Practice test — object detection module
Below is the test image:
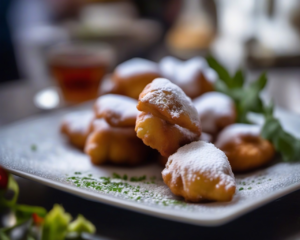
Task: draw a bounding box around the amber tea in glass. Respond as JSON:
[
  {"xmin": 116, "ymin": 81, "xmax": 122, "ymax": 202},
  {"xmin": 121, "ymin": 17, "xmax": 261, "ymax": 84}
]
[{"xmin": 49, "ymin": 44, "xmax": 111, "ymax": 103}]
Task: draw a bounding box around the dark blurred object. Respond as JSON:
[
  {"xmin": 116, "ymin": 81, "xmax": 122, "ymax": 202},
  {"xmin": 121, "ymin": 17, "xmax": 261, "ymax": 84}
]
[
  {"xmin": 246, "ymin": 0, "xmax": 300, "ymax": 69},
  {"xmin": 133, "ymin": 0, "xmax": 181, "ymax": 30},
  {"xmin": 246, "ymin": 38, "xmax": 300, "ymax": 69},
  {"xmin": 48, "ymin": 43, "xmax": 114, "ymax": 103},
  {"xmin": 0, "ymin": 0, "xmax": 20, "ymax": 82},
  {"xmin": 66, "ymin": 2, "xmax": 162, "ymax": 63}
]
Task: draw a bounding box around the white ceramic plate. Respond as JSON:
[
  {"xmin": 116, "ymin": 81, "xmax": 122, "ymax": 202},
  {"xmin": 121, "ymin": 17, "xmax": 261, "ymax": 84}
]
[{"xmin": 0, "ymin": 105, "xmax": 300, "ymax": 226}]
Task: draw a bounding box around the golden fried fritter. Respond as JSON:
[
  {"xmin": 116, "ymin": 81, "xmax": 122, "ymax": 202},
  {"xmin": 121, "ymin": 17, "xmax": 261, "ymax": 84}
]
[
  {"xmin": 162, "ymin": 141, "xmax": 236, "ymax": 202},
  {"xmin": 159, "ymin": 56, "xmax": 217, "ymax": 99},
  {"xmin": 60, "ymin": 111, "xmax": 94, "ymax": 149},
  {"xmin": 135, "ymin": 112, "xmax": 199, "ymax": 157},
  {"xmin": 215, "ymin": 124, "xmax": 275, "ymax": 172},
  {"xmin": 193, "ymin": 92, "xmax": 236, "ymax": 135},
  {"xmin": 85, "ymin": 119, "xmax": 151, "ymax": 165},
  {"xmin": 112, "ymin": 58, "xmax": 161, "ymax": 99},
  {"xmin": 137, "ymin": 78, "xmax": 201, "ymax": 134},
  {"xmin": 94, "ymin": 94, "xmax": 138, "ymax": 127}
]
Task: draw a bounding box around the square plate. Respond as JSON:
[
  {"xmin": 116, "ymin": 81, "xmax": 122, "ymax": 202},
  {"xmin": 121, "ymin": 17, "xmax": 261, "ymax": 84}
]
[{"xmin": 1, "ymin": 105, "xmax": 300, "ymax": 226}]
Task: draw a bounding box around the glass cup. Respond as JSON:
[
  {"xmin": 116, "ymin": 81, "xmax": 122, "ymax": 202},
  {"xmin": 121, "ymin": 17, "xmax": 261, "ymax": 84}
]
[{"xmin": 48, "ymin": 43, "xmax": 114, "ymax": 103}]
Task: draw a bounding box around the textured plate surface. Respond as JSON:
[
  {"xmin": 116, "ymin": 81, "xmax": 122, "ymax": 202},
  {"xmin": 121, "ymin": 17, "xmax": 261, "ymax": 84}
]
[{"xmin": 0, "ymin": 106, "xmax": 300, "ymax": 226}]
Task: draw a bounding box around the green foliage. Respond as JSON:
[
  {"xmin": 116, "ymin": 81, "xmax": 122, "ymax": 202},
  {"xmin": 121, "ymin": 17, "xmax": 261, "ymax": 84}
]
[
  {"xmin": 0, "ymin": 173, "xmax": 96, "ymax": 240},
  {"xmin": 207, "ymin": 56, "xmax": 267, "ymax": 123},
  {"xmin": 41, "ymin": 204, "xmax": 72, "ymax": 240},
  {"xmin": 14, "ymin": 204, "xmax": 47, "ymax": 224},
  {"xmin": 68, "ymin": 214, "xmax": 96, "ymax": 234},
  {"xmin": 207, "ymin": 56, "xmax": 300, "ymax": 162},
  {"xmin": 261, "ymin": 105, "xmax": 300, "ymax": 162}
]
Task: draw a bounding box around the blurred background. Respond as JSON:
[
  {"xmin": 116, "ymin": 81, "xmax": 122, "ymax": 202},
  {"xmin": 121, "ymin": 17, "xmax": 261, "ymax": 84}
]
[
  {"xmin": 1, "ymin": 0, "xmax": 300, "ymax": 127},
  {"xmin": 1, "ymin": 1, "xmax": 300, "ymax": 239}
]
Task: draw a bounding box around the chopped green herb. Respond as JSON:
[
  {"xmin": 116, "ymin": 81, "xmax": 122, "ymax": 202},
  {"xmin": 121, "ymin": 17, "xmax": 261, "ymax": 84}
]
[
  {"xmin": 74, "ymin": 172, "xmax": 81, "ymax": 175},
  {"xmin": 67, "ymin": 172, "xmax": 186, "ymax": 207},
  {"xmin": 100, "ymin": 177, "xmax": 110, "ymax": 181},
  {"xmin": 150, "ymin": 176, "xmax": 156, "ymax": 181},
  {"xmin": 31, "ymin": 144, "xmax": 37, "ymax": 151},
  {"xmin": 112, "ymin": 173, "xmax": 121, "ymax": 179},
  {"xmin": 248, "ymin": 187, "xmax": 252, "ymax": 190},
  {"xmin": 239, "ymin": 187, "xmax": 244, "ymax": 191},
  {"xmin": 130, "ymin": 175, "xmax": 146, "ymax": 182}
]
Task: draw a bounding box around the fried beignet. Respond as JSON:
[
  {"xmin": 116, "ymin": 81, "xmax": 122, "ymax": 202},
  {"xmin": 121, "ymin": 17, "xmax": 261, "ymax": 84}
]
[
  {"xmin": 94, "ymin": 94, "xmax": 138, "ymax": 127},
  {"xmin": 215, "ymin": 124, "xmax": 275, "ymax": 172},
  {"xmin": 159, "ymin": 56, "xmax": 217, "ymax": 99},
  {"xmin": 137, "ymin": 78, "xmax": 201, "ymax": 134},
  {"xmin": 157, "ymin": 132, "xmax": 212, "ymax": 166},
  {"xmin": 112, "ymin": 58, "xmax": 161, "ymax": 99},
  {"xmin": 193, "ymin": 92, "xmax": 236, "ymax": 135},
  {"xmin": 162, "ymin": 141, "xmax": 236, "ymax": 202},
  {"xmin": 136, "ymin": 112, "xmax": 199, "ymax": 157},
  {"xmin": 85, "ymin": 119, "xmax": 150, "ymax": 165},
  {"xmin": 60, "ymin": 111, "xmax": 94, "ymax": 149}
]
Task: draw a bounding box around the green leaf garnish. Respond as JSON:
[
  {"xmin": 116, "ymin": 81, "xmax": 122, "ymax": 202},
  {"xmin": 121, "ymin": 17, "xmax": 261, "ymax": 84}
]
[
  {"xmin": 206, "ymin": 56, "xmax": 232, "ymax": 87},
  {"xmin": 261, "ymin": 109, "xmax": 300, "ymax": 162},
  {"xmin": 208, "ymin": 56, "xmax": 300, "ymax": 162},
  {"xmin": 68, "ymin": 214, "xmax": 96, "ymax": 234},
  {"xmin": 112, "ymin": 173, "xmax": 121, "ymax": 179},
  {"xmin": 41, "ymin": 204, "xmax": 72, "ymax": 240},
  {"xmin": 232, "ymin": 69, "xmax": 244, "ymax": 88},
  {"xmin": 207, "ymin": 56, "xmax": 267, "ymax": 123},
  {"xmin": 31, "ymin": 144, "xmax": 37, "ymax": 151}
]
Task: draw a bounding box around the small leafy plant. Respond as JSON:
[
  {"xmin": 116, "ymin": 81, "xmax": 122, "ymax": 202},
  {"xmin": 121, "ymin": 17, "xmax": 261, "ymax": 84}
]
[
  {"xmin": 207, "ymin": 56, "xmax": 300, "ymax": 162},
  {"xmin": 0, "ymin": 167, "xmax": 96, "ymax": 240}
]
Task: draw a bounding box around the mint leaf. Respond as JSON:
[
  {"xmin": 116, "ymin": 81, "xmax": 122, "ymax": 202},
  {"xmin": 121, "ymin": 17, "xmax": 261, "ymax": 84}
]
[
  {"xmin": 264, "ymin": 101, "xmax": 274, "ymax": 118},
  {"xmin": 274, "ymin": 132, "xmax": 297, "ymax": 161},
  {"xmin": 249, "ymin": 73, "xmax": 267, "ymax": 91},
  {"xmin": 207, "ymin": 56, "xmax": 300, "ymax": 162},
  {"xmin": 207, "ymin": 56, "xmax": 266, "ymax": 123},
  {"xmin": 261, "ymin": 118, "xmax": 281, "ymax": 140},
  {"xmin": 232, "ymin": 69, "xmax": 244, "ymax": 88},
  {"xmin": 261, "ymin": 110, "xmax": 300, "ymax": 162},
  {"xmin": 206, "ymin": 56, "xmax": 232, "ymax": 87}
]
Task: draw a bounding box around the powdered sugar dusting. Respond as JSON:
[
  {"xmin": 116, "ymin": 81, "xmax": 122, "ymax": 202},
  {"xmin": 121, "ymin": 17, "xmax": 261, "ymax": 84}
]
[
  {"xmin": 200, "ymin": 132, "xmax": 213, "ymax": 142},
  {"xmin": 203, "ymin": 68, "xmax": 218, "ymax": 83},
  {"xmin": 174, "ymin": 57, "xmax": 207, "ymax": 84},
  {"xmin": 163, "ymin": 141, "xmax": 235, "ymax": 191},
  {"xmin": 215, "ymin": 124, "xmax": 261, "ymax": 148},
  {"xmin": 174, "ymin": 124, "xmax": 200, "ymax": 142},
  {"xmin": 95, "ymin": 94, "xmax": 138, "ymax": 125},
  {"xmin": 61, "ymin": 110, "xmax": 94, "ymax": 134},
  {"xmin": 141, "ymin": 78, "xmax": 199, "ymax": 126},
  {"xmin": 159, "ymin": 56, "xmax": 182, "ymax": 80},
  {"xmin": 159, "ymin": 57, "xmax": 209, "ymax": 97},
  {"xmin": 116, "ymin": 58, "xmax": 160, "ymax": 79},
  {"xmin": 193, "ymin": 92, "xmax": 235, "ymax": 133}
]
